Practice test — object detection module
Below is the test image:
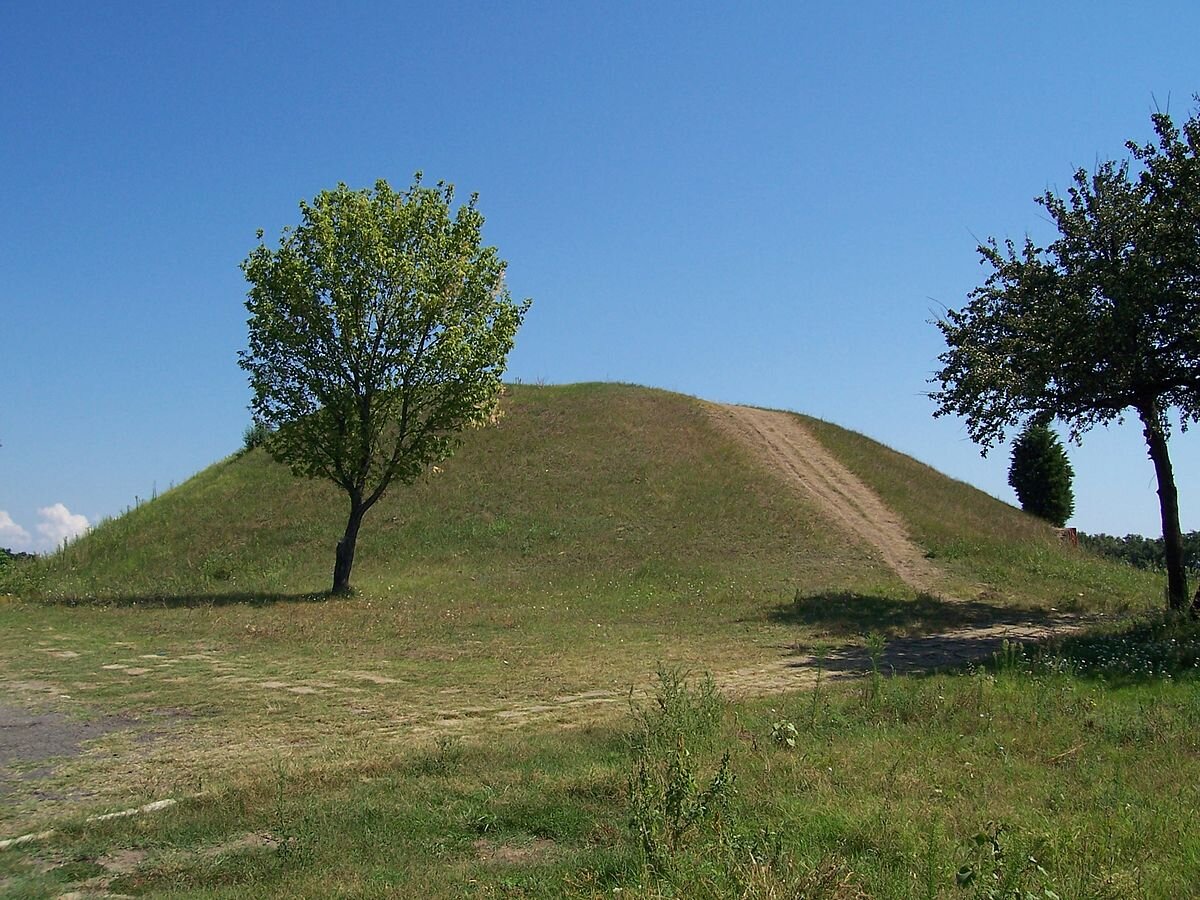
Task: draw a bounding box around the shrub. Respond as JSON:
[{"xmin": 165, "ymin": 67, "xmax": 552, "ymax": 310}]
[
  {"xmin": 1008, "ymin": 423, "xmax": 1074, "ymax": 527},
  {"xmin": 242, "ymin": 421, "xmax": 271, "ymax": 452},
  {"xmin": 626, "ymin": 668, "xmax": 733, "ymax": 874}
]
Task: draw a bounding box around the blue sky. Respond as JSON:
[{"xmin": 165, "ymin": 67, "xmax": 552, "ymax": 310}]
[{"xmin": 2, "ymin": 1, "xmax": 1199, "ymax": 552}]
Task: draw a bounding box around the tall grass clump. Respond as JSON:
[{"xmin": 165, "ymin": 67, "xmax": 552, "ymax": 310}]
[
  {"xmin": 242, "ymin": 421, "xmax": 271, "ymax": 453},
  {"xmin": 625, "ymin": 669, "xmax": 734, "ymax": 879}
]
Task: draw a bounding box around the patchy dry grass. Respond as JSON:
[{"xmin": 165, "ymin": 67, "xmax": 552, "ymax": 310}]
[{"xmin": 2, "ymin": 627, "xmax": 1197, "ymax": 898}]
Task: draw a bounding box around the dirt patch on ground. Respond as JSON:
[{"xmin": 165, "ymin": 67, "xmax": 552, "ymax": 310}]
[
  {"xmin": 474, "ymin": 836, "xmax": 557, "ymax": 865},
  {"xmin": 0, "ymin": 704, "xmax": 136, "ymax": 769},
  {"xmin": 96, "ymin": 847, "xmax": 150, "ymax": 875},
  {"xmin": 707, "ymin": 403, "xmax": 946, "ymax": 593},
  {"xmin": 414, "ymin": 616, "xmax": 1086, "ymax": 729},
  {"xmin": 201, "ymin": 831, "xmax": 282, "ymax": 859}
]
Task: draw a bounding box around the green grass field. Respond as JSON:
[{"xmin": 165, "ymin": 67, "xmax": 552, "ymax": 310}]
[{"xmin": 1, "ymin": 383, "xmax": 1189, "ymax": 898}]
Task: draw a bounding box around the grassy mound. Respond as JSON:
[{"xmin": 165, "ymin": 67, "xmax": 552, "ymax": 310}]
[
  {"xmin": 2, "ymin": 384, "xmax": 1187, "ymax": 897},
  {"xmin": 25, "ymin": 383, "xmax": 1156, "ymax": 612}
]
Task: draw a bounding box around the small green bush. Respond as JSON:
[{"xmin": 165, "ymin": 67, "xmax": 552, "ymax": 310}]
[
  {"xmin": 1008, "ymin": 423, "xmax": 1074, "ymax": 527},
  {"xmin": 629, "ymin": 667, "xmax": 724, "ymax": 755},
  {"xmin": 242, "ymin": 421, "xmax": 271, "ymax": 452},
  {"xmin": 626, "ymin": 668, "xmax": 734, "ymax": 874}
]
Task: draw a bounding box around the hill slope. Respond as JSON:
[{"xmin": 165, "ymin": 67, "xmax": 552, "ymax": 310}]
[
  {"xmin": 0, "ymin": 382, "xmax": 1165, "ymax": 840},
  {"xmin": 28, "ymin": 383, "xmax": 1156, "ymax": 612}
]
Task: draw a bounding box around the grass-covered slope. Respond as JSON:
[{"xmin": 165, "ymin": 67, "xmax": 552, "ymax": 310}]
[
  {"xmin": 26, "ymin": 383, "xmax": 1157, "ymax": 611},
  {"xmin": 2, "ymin": 383, "xmax": 1185, "ymax": 897},
  {"xmin": 803, "ymin": 417, "xmax": 1159, "ymax": 610}
]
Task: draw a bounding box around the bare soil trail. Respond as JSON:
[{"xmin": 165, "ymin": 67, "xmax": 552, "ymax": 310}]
[{"xmin": 707, "ymin": 403, "xmax": 947, "ymax": 593}]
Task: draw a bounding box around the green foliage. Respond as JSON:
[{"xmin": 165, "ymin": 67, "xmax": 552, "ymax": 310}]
[
  {"xmin": 769, "ymin": 718, "xmax": 798, "ymax": 748},
  {"xmin": 626, "ymin": 669, "xmax": 735, "ymax": 874},
  {"xmin": 627, "ymin": 741, "xmax": 734, "ymax": 873},
  {"xmin": 0, "ymin": 547, "xmax": 38, "ymax": 595},
  {"xmin": 1007, "ymin": 423, "xmax": 1074, "ymax": 527},
  {"xmin": 954, "ymin": 823, "xmax": 1059, "ymax": 899},
  {"xmin": 238, "ymin": 175, "xmax": 529, "ymax": 592},
  {"xmin": 1080, "ymin": 530, "xmax": 1200, "ymax": 574},
  {"xmin": 931, "ymin": 103, "xmax": 1200, "ymax": 448},
  {"xmin": 629, "ymin": 667, "xmax": 724, "ymax": 756},
  {"xmin": 0, "ymin": 546, "xmax": 35, "ymax": 565},
  {"xmin": 241, "ymin": 421, "xmax": 271, "ymax": 452},
  {"xmin": 931, "ymin": 102, "xmax": 1200, "ymax": 609},
  {"xmin": 1043, "ymin": 610, "xmax": 1200, "ymax": 680}
]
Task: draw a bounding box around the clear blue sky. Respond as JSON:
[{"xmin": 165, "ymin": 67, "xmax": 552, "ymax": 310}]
[{"xmin": 2, "ymin": 1, "xmax": 1198, "ymax": 552}]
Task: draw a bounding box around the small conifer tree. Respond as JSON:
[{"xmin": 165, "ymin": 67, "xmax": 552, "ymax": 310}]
[{"xmin": 1008, "ymin": 422, "xmax": 1074, "ymax": 527}]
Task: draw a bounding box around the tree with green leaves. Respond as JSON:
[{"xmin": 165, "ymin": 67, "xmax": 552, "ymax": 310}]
[
  {"xmin": 240, "ymin": 177, "xmax": 529, "ymax": 595},
  {"xmin": 932, "ymin": 104, "xmax": 1200, "ymax": 613},
  {"xmin": 1007, "ymin": 422, "xmax": 1074, "ymax": 527}
]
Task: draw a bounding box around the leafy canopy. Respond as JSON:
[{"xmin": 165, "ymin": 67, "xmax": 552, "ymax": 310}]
[
  {"xmin": 931, "ymin": 106, "xmax": 1200, "ymax": 448},
  {"xmin": 239, "ymin": 177, "xmax": 529, "ymax": 508},
  {"xmin": 931, "ymin": 103, "xmax": 1200, "ymax": 611}
]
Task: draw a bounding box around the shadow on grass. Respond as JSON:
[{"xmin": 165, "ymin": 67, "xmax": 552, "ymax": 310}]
[
  {"xmin": 767, "ymin": 591, "xmax": 1090, "ymax": 679},
  {"xmin": 762, "ymin": 593, "xmax": 1200, "ymax": 684},
  {"xmin": 1012, "ymin": 611, "xmax": 1200, "ymax": 684},
  {"xmin": 770, "ymin": 590, "xmax": 1065, "ymax": 638},
  {"xmin": 809, "ymin": 629, "xmax": 1051, "ymax": 679},
  {"xmin": 32, "ymin": 590, "xmax": 332, "ymax": 609}
]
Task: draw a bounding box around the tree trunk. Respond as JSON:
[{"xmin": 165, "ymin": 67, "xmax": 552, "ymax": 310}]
[
  {"xmin": 1137, "ymin": 404, "xmax": 1189, "ymax": 611},
  {"xmin": 331, "ymin": 496, "xmax": 367, "ymax": 596}
]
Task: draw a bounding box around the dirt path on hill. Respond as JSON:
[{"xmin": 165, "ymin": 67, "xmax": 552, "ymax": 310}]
[{"xmin": 707, "ymin": 403, "xmax": 946, "ymax": 593}]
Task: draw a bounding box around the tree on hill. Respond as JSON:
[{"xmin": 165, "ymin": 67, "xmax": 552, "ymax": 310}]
[
  {"xmin": 1007, "ymin": 421, "xmax": 1074, "ymax": 527},
  {"xmin": 0, "ymin": 547, "xmax": 36, "ymax": 566},
  {"xmin": 931, "ymin": 103, "xmax": 1200, "ymax": 613},
  {"xmin": 239, "ymin": 177, "xmax": 530, "ymax": 596}
]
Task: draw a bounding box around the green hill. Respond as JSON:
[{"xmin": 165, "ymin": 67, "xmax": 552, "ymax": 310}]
[
  {"xmin": 4, "ymin": 383, "xmax": 1186, "ymax": 899},
  {"xmin": 27, "ymin": 382, "xmax": 1156, "ymax": 612}
]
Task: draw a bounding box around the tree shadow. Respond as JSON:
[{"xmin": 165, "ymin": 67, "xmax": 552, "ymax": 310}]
[
  {"xmin": 769, "ymin": 590, "xmax": 1065, "ymax": 639},
  {"xmin": 769, "ymin": 590, "xmax": 1085, "ymax": 679},
  {"xmin": 1011, "ymin": 611, "xmax": 1200, "ymax": 685},
  {"xmin": 805, "ymin": 630, "xmax": 1047, "ymax": 679},
  {"xmin": 34, "ymin": 590, "xmax": 332, "ymax": 609}
]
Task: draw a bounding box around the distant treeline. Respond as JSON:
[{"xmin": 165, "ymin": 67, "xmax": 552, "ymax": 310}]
[
  {"xmin": 1079, "ymin": 531, "xmax": 1200, "ymax": 574},
  {"xmin": 0, "ymin": 547, "xmax": 36, "ymax": 565}
]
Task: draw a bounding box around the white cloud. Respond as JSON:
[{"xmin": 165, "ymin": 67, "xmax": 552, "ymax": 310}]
[
  {"xmin": 0, "ymin": 510, "xmax": 32, "ymax": 552},
  {"xmin": 35, "ymin": 503, "xmax": 90, "ymax": 551}
]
